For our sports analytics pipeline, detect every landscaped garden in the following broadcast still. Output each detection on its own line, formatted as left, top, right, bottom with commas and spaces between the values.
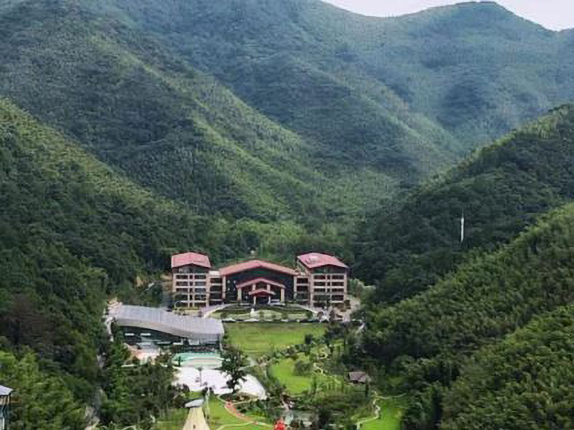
358, 398, 405, 430
213, 305, 314, 322
154, 398, 271, 430
156, 322, 405, 430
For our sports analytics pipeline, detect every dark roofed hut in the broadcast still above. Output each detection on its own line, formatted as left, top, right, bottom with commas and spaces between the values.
348, 371, 372, 384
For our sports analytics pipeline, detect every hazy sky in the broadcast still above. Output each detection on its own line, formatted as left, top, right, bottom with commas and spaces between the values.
322, 0, 574, 31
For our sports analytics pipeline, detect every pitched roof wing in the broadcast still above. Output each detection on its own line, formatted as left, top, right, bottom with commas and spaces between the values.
172, 252, 211, 269
219, 260, 297, 276
298, 253, 348, 270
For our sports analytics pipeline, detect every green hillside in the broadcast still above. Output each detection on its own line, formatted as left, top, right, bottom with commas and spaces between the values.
0, 97, 202, 397
354, 105, 574, 303
104, 0, 574, 156
0, 0, 357, 223
0, 99, 323, 427
441, 304, 574, 430
4, 0, 574, 227
354, 202, 574, 429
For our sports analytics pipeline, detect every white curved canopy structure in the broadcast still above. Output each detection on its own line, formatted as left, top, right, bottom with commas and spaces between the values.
110, 305, 224, 343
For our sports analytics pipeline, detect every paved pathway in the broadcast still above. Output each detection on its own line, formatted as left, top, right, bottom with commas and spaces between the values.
202, 304, 231, 318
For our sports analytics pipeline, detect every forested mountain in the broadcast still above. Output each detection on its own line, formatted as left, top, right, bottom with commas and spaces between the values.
0, 98, 328, 427
100, 0, 574, 157
441, 304, 574, 430
354, 104, 574, 303
0, 97, 208, 418
354, 202, 574, 429
1, 0, 574, 428
1, 0, 574, 223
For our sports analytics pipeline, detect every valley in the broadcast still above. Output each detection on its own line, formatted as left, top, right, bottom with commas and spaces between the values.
1, 0, 574, 429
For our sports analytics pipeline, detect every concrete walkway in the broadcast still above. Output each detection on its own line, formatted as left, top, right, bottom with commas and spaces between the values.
202, 304, 231, 319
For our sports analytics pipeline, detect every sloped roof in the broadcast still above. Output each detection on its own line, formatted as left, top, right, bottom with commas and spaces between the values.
298, 253, 348, 270
219, 260, 297, 277
109, 305, 223, 339
348, 371, 371, 383
172, 252, 211, 269
0, 385, 12, 396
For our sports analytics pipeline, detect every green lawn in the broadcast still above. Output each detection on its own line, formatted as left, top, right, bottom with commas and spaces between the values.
207, 398, 269, 430
225, 323, 325, 357
270, 358, 314, 394
361, 399, 405, 430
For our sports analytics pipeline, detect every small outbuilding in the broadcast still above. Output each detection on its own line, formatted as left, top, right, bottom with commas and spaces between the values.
0, 385, 13, 430
348, 371, 372, 384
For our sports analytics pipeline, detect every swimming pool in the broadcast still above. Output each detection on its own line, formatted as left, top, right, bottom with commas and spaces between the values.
173, 352, 223, 369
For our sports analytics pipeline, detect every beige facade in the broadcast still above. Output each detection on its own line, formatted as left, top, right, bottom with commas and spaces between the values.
172, 253, 349, 309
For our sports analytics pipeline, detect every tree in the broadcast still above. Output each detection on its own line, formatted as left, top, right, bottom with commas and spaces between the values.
221, 347, 247, 394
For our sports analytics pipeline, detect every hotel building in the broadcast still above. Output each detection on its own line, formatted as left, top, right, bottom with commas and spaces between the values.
172, 252, 349, 309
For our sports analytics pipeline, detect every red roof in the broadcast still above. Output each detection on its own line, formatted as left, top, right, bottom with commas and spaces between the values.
297, 253, 349, 270
219, 260, 297, 277
237, 278, 286, 289
171, 252, 211, 269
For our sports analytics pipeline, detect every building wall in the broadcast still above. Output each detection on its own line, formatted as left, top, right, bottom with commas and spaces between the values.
173, 265, 209, 308
298, 263, 348, 308
173, 259, 348, 309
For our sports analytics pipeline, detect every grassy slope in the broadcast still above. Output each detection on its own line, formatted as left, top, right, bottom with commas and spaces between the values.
355, 104, 574, 302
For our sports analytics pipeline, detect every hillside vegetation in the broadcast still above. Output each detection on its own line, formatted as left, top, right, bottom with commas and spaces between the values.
0, 99, 341, 428
105, 0, 574, 157
354, 104, 574, 303
354, 202, 574, 429
441, 304, 574, 430
2, 0, 574, 225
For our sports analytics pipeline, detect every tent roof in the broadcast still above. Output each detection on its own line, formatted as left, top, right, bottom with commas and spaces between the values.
110, 305, 224, 338
0, 385, 13, 396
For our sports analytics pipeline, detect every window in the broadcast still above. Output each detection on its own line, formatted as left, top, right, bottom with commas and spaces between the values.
175, 274, 188, 279
176, 281, 189, 286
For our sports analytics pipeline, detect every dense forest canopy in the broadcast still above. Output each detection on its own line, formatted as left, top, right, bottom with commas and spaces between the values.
1, 0, 574, 224
352, 201, 574, 429
354, 104, 574, 303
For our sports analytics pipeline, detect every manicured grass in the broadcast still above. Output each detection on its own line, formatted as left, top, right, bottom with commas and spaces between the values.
361, 399, 405, 430
206, 398, 268, 430
225, 323, 325, 357
270, 358, 314, 394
